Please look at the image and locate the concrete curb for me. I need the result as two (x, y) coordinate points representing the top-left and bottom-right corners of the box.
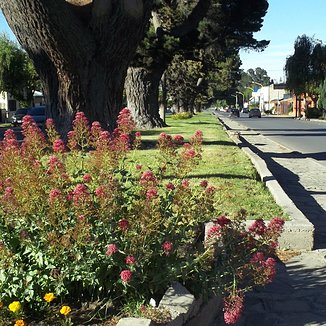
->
(216, 115), (314, 251)
(116, 282), (221, 326)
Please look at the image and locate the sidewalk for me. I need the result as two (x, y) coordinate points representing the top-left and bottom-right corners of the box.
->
(214, 114), (326, 326)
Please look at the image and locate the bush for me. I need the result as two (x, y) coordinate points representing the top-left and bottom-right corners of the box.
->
(0, 109), (284, 325)
(170, 112), (193, 120)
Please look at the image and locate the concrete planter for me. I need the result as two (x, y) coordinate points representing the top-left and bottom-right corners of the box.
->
(116, 282), (222, 326)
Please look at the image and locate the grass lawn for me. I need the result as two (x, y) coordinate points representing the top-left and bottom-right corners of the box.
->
(135, 111), (287, 221)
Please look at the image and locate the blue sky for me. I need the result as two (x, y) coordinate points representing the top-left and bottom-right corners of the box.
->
(1, 2), (326, 83)
(240, 0), (326, 82)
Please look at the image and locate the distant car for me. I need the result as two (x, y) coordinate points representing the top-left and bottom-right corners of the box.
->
(230, 108), (240, 118)
(11, 108), (29, 126)
(27, 106), (47, 125)
(249, 108), (261, 118)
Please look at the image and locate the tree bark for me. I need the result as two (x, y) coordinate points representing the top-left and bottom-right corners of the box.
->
(0, 0), (152, 134)
(125, 66), (166, 129)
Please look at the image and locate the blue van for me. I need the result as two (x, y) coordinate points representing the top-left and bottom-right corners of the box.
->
(27, 106), (47, 125)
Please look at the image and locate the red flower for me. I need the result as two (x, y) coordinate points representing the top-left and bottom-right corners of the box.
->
(162, 241), (173, 255)
(215, 215), (231, 227)
(72, 184), (90, 204)
(125, 255), (136, 265)
(83, 174), (92, 183)
(106, 244), (118, 256)
(183, 148), (196, 159)
(206, 185), (216, 194)
(118, 219), (129, 231)
(140, 170), (156, 184)
(267, 217), (285, 235)
(146, 187), (158, 200)
(223, 292), (244, 324)
(53, 139), (66, 153)
(166, 182), (175, 191)
(181, 179), (190, 188)
(135, 164), (142, 170)
(199, 180), (208, 188)
(173, 134), (184, 144)
(120, 269), (133, 283)
(249, 218), (266, 236)
(207, 225), (221, 239)
(48, 188), (62, 203)
(95, 186), (106, 198)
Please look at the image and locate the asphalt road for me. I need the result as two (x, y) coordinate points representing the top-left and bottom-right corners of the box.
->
(220, 112), (326, 167)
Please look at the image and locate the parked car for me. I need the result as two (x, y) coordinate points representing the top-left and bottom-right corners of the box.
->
(230, 108), (240, 118)
(27, 106), (47, 125)
(10, 108), (29, 126)
(249, 108), (261, 118)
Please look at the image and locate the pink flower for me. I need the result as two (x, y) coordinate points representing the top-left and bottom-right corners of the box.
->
(49, 188), (62, 203)
(267, 217), (285, 235)
(106, 244), (118, 256)
(46, 118), (55, 129)
(206, 185), (216, 194)
(181, 179), (190, 188)
(135, 164), (142, 170)
(223, 293), (244, 324)
(125, 255), (136, 265)
(4, 187), (14, 196)
(95, 185), (106, 198)
(83, 174), (92, 183)
(249, 218), (266, 236)
(140, 170), (156, 184)
(135, 131), (141, 138)
(173, 134), (184, 144)
(166, 182), (175, 191)
(100, 131), (110, 141)
(250, 251), (265, 264)
(72, 184), (90, 204)
(53, 139), (66, 153)
(207, 225), (221, 239)
(118, 219), (129, 231)
(120, 269), (133, 283)
(146, 187), (158, 200)
(183, 148), (196, 159)
(162, 241), (173, 255)
(215, 215), (231, 227)
(90, 121), (103, 140)
(265, 257), (277, 282)
(199, 180), (208, 188)
(117, 108), (135, 134)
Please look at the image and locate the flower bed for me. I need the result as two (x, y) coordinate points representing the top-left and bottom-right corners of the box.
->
(0, 109), (284, 325)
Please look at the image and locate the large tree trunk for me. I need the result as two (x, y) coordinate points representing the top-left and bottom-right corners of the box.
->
(125, 66), (166, 129)
(0, 0), (152, 134)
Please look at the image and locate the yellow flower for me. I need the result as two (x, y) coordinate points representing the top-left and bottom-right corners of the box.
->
(8, 301), (21, 313)
(43, 292), (56, 303)
(14, 320), (27, 326)
(60, 305), (71, 316)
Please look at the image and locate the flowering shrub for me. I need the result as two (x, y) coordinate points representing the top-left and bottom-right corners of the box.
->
(0, 108), (284, 324)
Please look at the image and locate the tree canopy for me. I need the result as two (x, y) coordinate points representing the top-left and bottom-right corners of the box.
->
(0, 34), (39, 106)
(126, 0), (270, 127)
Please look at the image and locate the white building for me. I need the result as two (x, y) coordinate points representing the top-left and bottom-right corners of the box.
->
(0, 91), (45, 123)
